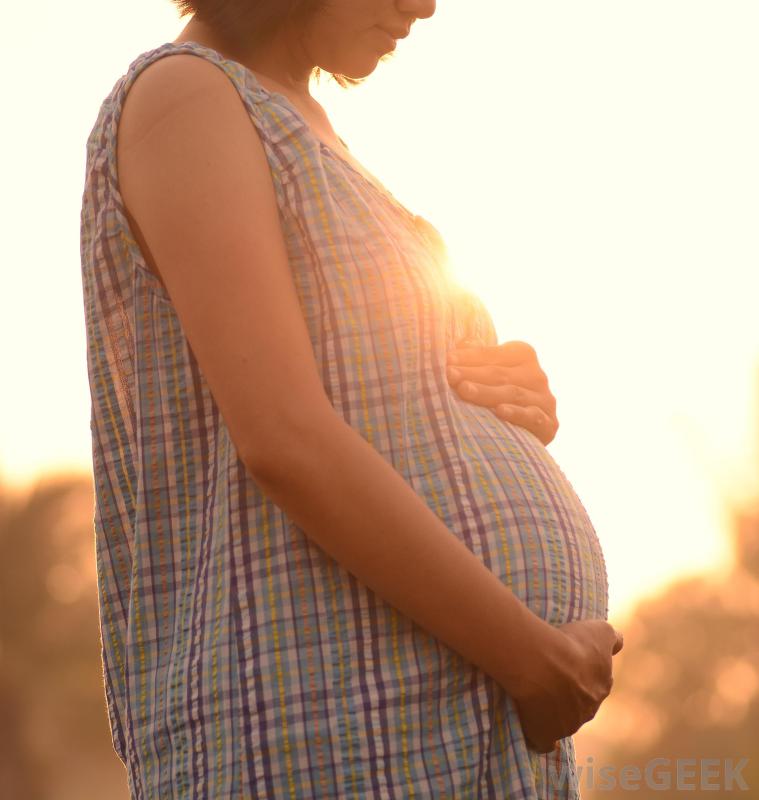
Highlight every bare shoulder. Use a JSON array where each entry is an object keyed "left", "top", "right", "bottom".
[
  {"left": 115, "top": 48, "right": 273, "bottom": 251},
  {"left": 116, "top": 52, "right": 266, "bottom": 282},
  {"left": 118, "top": 52, "right": 244, "bottom": 154}
]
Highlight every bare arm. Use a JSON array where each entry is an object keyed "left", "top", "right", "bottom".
[{"left": 117, "top": 54, "right": 620, "bottom": 749}]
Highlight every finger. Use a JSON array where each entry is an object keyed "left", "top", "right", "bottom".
[
  {"left": 494, "top": 404, "right": 557, "bottom": 446},
  {"left": 448, "top": 340, "right": 537, "bottom": 368},
  {"left": 612, "top": 629, "right": 624, "bottom": 655},
  {"left": 452, "top": 380, "right": 547, "bottom": 412},
  {"left": 527, "top": 735, "right": 560, "bottom": 755},
  {"left": 446, "top": 364, "right": 549, "bottom": 392}
]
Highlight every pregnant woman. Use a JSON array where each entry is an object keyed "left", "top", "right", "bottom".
[{"left": 79, "top": 1, "right": 623, "bottom": 797}]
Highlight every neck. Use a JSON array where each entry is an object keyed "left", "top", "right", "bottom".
[{"left": 175, "top": 16, "right": 315, "bottom": 100}]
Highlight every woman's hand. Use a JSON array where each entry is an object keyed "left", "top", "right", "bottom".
[
  {"left": 446, "top": 339, "right": 559, "bottom": 445},
  {"left": 511, "top": 619, "right": 624, "bottom": 754}
]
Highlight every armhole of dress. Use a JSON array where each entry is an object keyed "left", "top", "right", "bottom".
[{"left": 106, "top": 43, "right": 289, "bottom": 306}]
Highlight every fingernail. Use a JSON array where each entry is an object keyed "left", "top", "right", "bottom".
[
  {"left": 461, "top": 382, "right": 477, "bottom": 395},
  {"left": 447, "top": 352, "right": 460, "bottom": 365},
  {"left": 447, "top": 366, "right": 461, "bottom": 382}
]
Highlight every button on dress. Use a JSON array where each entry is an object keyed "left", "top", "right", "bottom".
[{"left": 79, "top": 40, "right": 609, "bottom": 799}]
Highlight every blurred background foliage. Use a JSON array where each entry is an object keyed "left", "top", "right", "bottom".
[
  {"left": 574, "top": 493, "right": 759, "bottom": 798},
  {"left": 0, "top": 475, "right": 129, "bottom": 799},
  {"left": 0, "top": 469, "right": 757, "bottom": 798}
]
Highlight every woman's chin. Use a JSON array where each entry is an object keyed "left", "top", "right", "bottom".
[{"left": 319, "top": 54, "right": 384, "bottom": 81}]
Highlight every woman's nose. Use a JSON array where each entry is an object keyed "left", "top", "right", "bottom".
[{"left": 397, "top": 0, "right": 436, "bottom": 20}]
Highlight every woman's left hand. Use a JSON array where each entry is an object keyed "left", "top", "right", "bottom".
[{"left": 446, "top": 339, "right": 559, "bottom": 446}]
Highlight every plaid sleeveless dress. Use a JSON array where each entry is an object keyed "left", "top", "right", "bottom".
[{"left": 79, "top": 40, "right": 609, "bottom": 799}]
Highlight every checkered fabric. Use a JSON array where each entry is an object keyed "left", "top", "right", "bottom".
[{"left": 79, "top": 40, "right": 608, "bottom": 799}]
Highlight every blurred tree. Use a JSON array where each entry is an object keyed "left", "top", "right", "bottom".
[
  {"left": 574, "top": 492, "right": 759, "bottom": 796},
  {"left": 0, "top": 474, "right": 129, "bottom": 800}
]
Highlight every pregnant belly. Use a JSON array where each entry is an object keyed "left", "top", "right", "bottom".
[{"left": 416, "top": 401, "right": 610, "bottom": 626}]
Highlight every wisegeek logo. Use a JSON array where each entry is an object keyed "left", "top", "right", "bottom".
[{"left": 547, "top": 757, "right": 750, "bottom": 792}]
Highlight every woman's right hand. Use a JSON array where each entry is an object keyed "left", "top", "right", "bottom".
[{"left": 510, "top": 619, "right": 624, "bottom": 754}]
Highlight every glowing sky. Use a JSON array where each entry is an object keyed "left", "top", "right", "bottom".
[{"left": 2, "top": 0, "right": 758, "bottom": 621}]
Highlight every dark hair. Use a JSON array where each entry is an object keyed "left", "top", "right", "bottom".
[{"left": 169, "top": 0, "right": 363, "bottom": 88}]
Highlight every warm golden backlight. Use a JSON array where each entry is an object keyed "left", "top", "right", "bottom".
[{"left": 2, "top": 1, "right": 758, "bottom": 627}]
